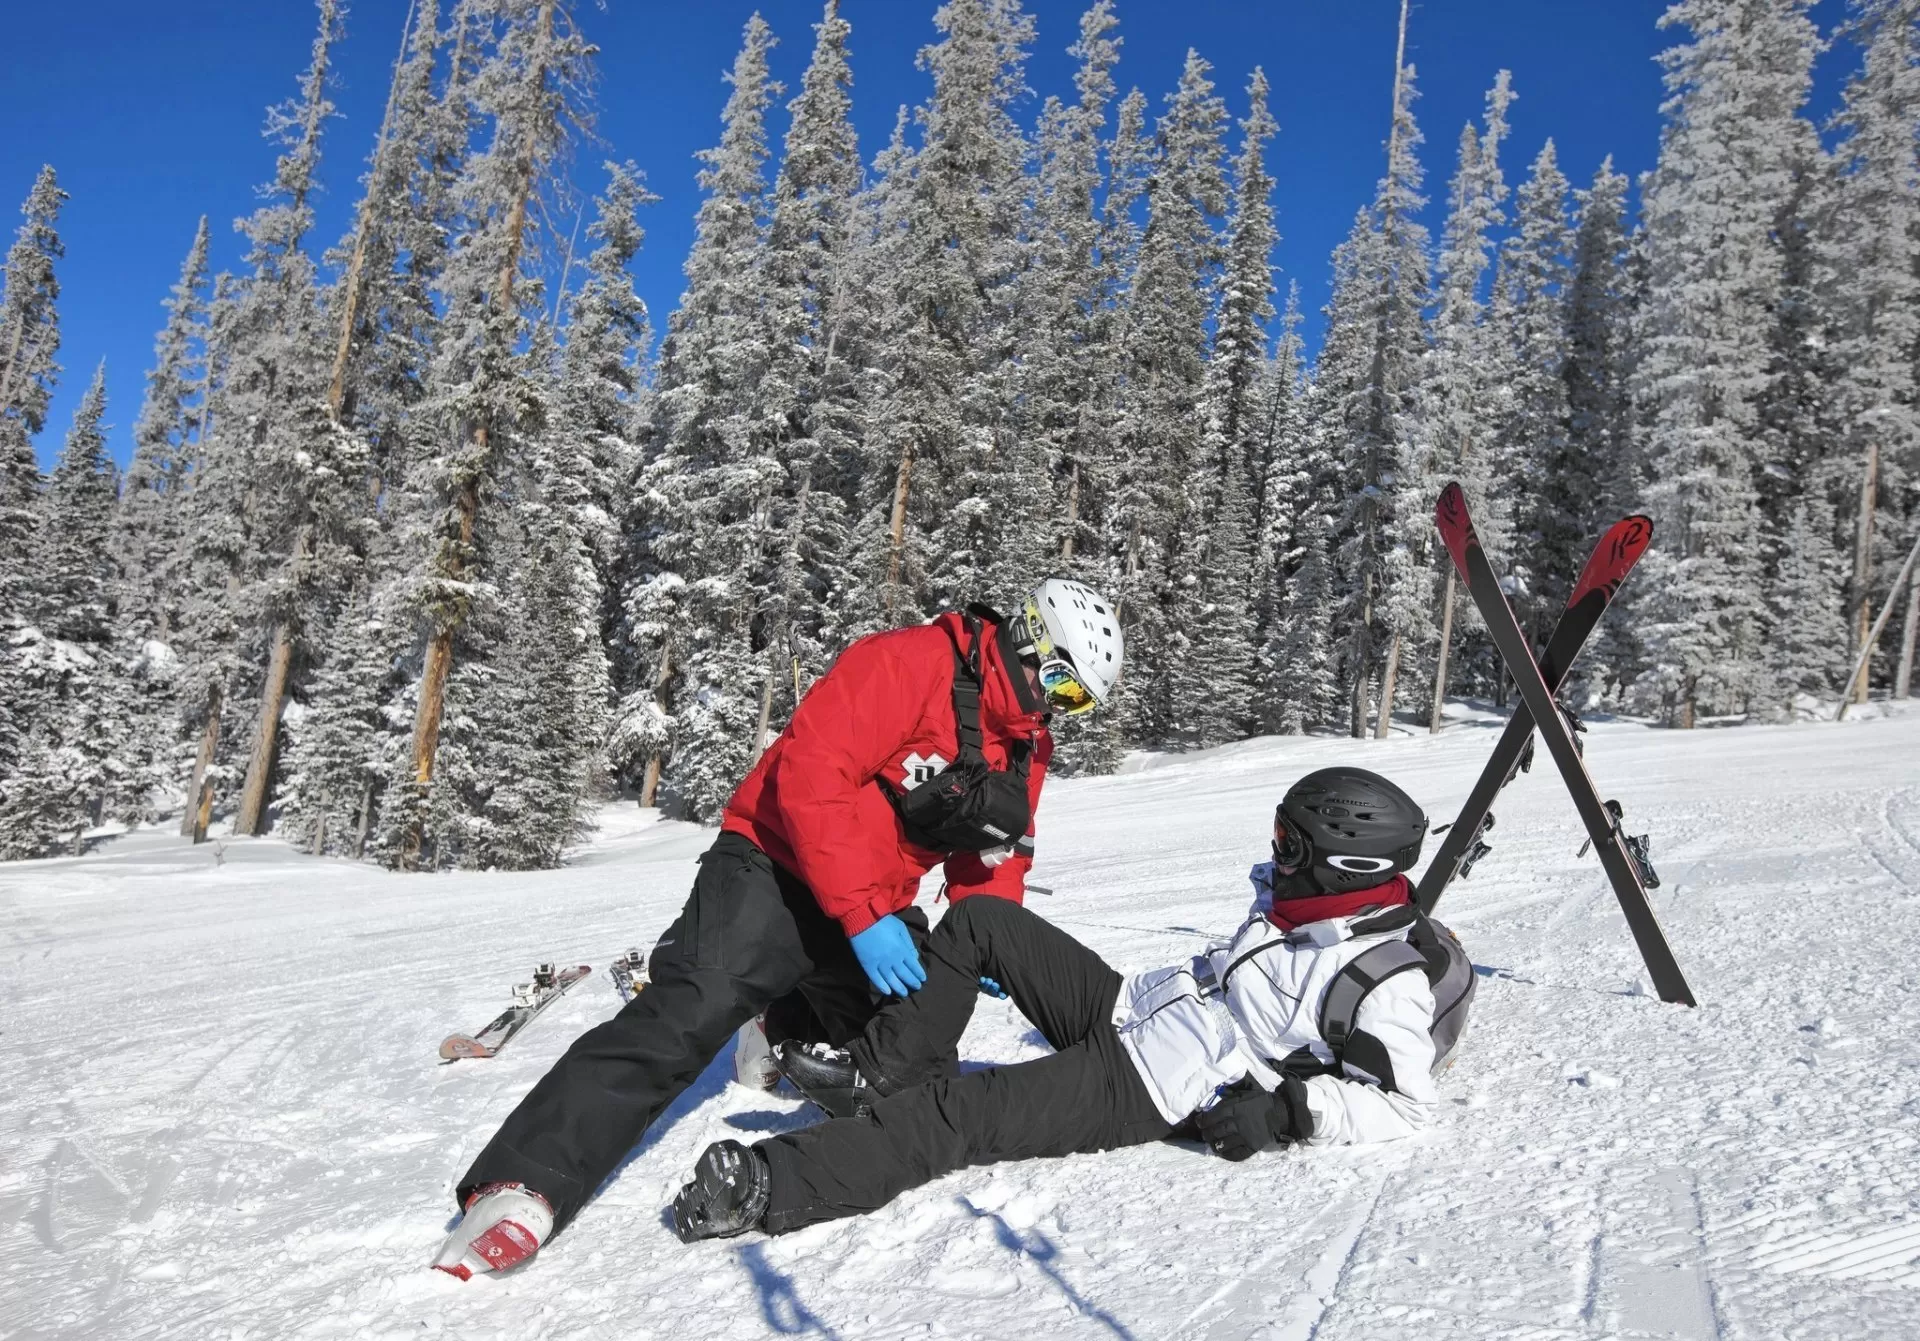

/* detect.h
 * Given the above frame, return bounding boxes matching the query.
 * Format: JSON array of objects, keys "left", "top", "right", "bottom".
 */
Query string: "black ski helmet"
[{"left": 1273, "top": 767, "right": 1428, "bottom": 894}]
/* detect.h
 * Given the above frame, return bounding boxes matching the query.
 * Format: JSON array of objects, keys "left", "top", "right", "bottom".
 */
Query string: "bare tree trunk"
[
  {"left": 1349, "top": 585, "right": 1373, "bottom": 739},
  {"left": 352, "top": 781, "right": 373, "bottom": 859},
  {"left": 638, "top": 640, "right": 674, "bottom": 808},
  {"left": 234, "top": 621, "right": 294, "bottom": 836},
  {"left": 1429, "top": 567, "right": 1457, "bottom": 733},
  {"left": 1060, "top": 460, "right": 1080, "bottom": 562},
  {"left": 750, "top": 664, "right": 776, "bottom": 768},
  {"left": 310, "top": 805, "right": 328, "bottom": 856},
  {"left": 1851, "top": 442, "right": 1879, "bottom": 704},
  {"left": 885, "top": 443, "right": 915, "bottom": 620},
  {"left": 182, "top": 686, "right": 223, "bottom": 842},
  {"left": 1896, "top": 574, "right": 1918, "bottom": 701},
  {"left": 1374, "top": 632, "right": 1402, "bottom": 739},
  {"left": 1838, "top": 531, "right": 1920, "bottom": 721}
]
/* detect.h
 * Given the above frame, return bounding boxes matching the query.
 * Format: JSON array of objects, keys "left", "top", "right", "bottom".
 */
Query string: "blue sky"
[{"left": 2, "top": 0, "right": 1854, "bottom": 470}]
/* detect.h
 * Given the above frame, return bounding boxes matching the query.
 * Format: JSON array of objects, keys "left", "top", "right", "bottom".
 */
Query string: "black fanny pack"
[{"left": 884, "top": 615, "right": 1033, "bottom": 853}]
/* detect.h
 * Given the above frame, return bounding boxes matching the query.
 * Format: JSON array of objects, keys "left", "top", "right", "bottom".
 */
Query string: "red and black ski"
[
  {"left": 1416, "top": 511, "right": 1654, "bottom": 913},
  {"left": 439, "top": 963, "right": 592, "bottom": 1061},
  {"left": 1433, "top": 482, "right": 1696, "bottom": 1007}
]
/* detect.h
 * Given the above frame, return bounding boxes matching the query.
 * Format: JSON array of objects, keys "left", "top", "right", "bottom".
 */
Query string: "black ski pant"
[
  {"left": 758, "top": 895, "right": 1172, "bottom": 1233},
  {"left": 456, "top": 832, "right": 928, "bottom": 1230}
]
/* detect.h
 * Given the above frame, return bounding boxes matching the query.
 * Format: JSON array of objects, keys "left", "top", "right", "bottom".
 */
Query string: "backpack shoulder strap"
[
  {"left": 1317, "top": 939, "right": 1429, "bottom": 1052},
  {"left": 942, "top": 615, "right": 987, "bottom": 767},
  {"left": 1414, "top": 913, "right": 1477, "bottom": 1072}
]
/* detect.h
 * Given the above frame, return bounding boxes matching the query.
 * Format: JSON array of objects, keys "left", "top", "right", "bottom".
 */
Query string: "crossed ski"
[
  {"left": 1431, "top": 482, "right": 1695, "bottom": 1007},
  {"left": 1417, "top": 510, "right": 1653, "bottom": 913}
]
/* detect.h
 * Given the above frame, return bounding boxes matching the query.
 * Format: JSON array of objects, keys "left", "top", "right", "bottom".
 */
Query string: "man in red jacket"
[{"left": 433, "top": 578, "right": 1125, "bottom": 1279}]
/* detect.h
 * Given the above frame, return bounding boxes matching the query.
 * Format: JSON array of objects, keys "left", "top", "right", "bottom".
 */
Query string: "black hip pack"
[{"left": 883, "top": 614, "right": 1033, "bottom": 854}]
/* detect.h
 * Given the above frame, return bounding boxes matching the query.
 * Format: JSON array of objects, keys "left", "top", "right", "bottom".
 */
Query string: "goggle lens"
[
  {"left": 1039, "top": 660, "right": 1097, "bottom": 715},
  {"left": 1272, "top": 816, "right": 1310, "bottom": 872}
]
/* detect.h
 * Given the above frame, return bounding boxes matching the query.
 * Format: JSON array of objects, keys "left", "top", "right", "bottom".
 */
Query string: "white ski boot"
[
  {"left": 431, "top": 1183, "right": 554, "bottom": 1280},
  {"left": 732, "top": 1014, "right": 781, "bottom": 1091}
]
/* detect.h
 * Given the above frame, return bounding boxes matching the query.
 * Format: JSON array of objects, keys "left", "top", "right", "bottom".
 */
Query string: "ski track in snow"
[{"left": 5, "top": 708, "right": 1920, "bottom": 1339}]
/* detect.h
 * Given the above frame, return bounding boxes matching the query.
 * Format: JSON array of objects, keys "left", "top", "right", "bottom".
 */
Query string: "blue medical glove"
[
  {"left": 978, "top": 976, "right": 1008, "bottom": 998},
  {"left": 850, "top": 915, "right": 926, "bottom": 996}
]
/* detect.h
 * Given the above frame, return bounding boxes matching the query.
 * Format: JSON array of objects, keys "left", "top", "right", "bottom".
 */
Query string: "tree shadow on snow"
[
  {"left": 960, "top": 1197, "right": 1137, "bottom": 1341},
  {"left": 733, "top": 1240, "right": 847, "bottom": 1339}
]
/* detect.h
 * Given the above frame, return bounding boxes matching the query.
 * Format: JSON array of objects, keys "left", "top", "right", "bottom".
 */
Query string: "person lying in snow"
[{"left": 670, "top": 767, "right": 1474, "bottom": 1241}]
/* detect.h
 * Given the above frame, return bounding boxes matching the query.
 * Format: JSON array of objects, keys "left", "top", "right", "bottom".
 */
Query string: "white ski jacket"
[{"left": 1111, "top": 863, "right": 1439, "bottom": 1145}]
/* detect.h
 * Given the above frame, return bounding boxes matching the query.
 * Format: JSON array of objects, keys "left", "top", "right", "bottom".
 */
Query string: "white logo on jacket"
[{"left": 900, "top": 752, "right": 948, "bottom": 790}]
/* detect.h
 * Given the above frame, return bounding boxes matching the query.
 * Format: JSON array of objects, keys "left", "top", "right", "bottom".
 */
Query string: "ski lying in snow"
[
  {"left": 1416, "top": 510, "right": 1654, "bottom": 914},
  {"left": 1435, "top": 482, "right": 1696, "bottom": 1007},
  {"left": 439, "top": 963, "right": 591, "bottom": 1061},
  {"left": 608, "top": 947, "right": 649, "bottom": 1003}
]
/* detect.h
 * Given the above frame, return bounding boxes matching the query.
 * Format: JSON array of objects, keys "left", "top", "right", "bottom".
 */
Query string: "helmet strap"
[{"left": 990, "top": 614, "right": 1047, "bottom": 717}]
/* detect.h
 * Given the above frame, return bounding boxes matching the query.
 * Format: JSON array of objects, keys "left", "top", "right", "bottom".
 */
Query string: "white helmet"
[{"left": 1018, "top": 577, "right": 1125, "bottom": 711}]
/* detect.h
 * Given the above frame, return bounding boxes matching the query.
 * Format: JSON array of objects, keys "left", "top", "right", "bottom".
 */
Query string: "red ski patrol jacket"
[{"left": 722, "top": 610, "right": 1054, "bottom": 938}]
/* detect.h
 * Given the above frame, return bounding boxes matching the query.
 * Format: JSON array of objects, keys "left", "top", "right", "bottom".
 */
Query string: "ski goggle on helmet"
[{"left": 1016, "top": 578, "right": 1125, "bottom": 716}]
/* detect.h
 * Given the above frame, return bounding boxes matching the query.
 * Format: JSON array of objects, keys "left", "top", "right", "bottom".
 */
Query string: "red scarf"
[{"left": 1265, "top": 874, "right": 1412, "bottom": 932}]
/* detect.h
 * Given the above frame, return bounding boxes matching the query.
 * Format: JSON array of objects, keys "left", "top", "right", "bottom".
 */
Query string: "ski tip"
[
  {"left": 439, "top": 1035, "right": 495, "bottom": 1061},
  {"left": 1568, "top": 514, "right": 1656, "bottom": 607},
  {"left": 1433, "top": 482, "right": 1474, "bottom": 574}
]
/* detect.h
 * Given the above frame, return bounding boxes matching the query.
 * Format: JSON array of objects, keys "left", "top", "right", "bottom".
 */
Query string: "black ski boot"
[
  {"left": 772, "top": 1041, "right": 883, "bottom": 1119},
  {"left": 672, "top": 1141, "right": 771, "bottom": 1243}
]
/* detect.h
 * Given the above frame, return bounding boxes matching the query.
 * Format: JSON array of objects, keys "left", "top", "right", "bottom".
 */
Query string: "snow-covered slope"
[{"left": 5, "top": 709, "right": 1920, "bottom": 1340}]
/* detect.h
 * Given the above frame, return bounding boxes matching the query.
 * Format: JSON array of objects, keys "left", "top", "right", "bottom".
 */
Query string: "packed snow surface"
[{"left": 6, "top": 707, "right": 1920, "bottom": 1340}]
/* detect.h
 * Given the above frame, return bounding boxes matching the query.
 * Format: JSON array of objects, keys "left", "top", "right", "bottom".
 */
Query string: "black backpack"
[
  {"left": 1317, "top": 910, "right": 1476, "bottom": 1078},
  {"left": 882, "top": 611, "right": 1034, "bottom": 854}
]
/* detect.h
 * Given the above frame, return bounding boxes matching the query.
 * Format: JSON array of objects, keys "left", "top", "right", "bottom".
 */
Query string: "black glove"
[{"left": 1196, "top": 1077, "right": 1314, "bottom": 1162}]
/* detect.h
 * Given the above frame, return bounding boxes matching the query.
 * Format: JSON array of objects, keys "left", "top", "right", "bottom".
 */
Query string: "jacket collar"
[
  {"left": 934, "top": 609, "right": 1048, "bottom": 740},
  {"left": 1250, "top": 865, "right": 1414, "bottom": 936}
]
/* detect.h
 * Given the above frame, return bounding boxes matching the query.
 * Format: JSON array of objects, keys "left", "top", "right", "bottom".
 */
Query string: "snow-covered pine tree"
[
  {"left": 1563, "top": 158, "right": 1636, "bottom": 532},
  {"left": 170, "top": 272, "right": 252, "bottom": 840},
  {"left": 633, "top": 14, "right": 779, "bottom": 822},
  {"left": 1184, "top": 67, "right": 1278, "bottom": 747},
  {"left": 230, "top": 0, "right": 378, "bottom": 840},
  {"left": 1107, "top": 48, "right": 1229, "bottom": 748},
  {"left": 1763, "top": 500, "right": 1851, "bottom": 712},
  {"left": 1317, "top": 51, "right": 1432, "bottom": 738},
  {"left": 1257, "top": 285, "right": 1341, "bottom": 733},
  {"left": 277, "top": 581, "right": 400, "bottom": 856},
  {"left": 115, "top": 218, "right": 209, "bottom": 649},
  {"left": 1421, "top": 74, "right": 1513, "bottom": 728},
  {"left": 1630, "top": 0, "right": 1821, "bottom": 725},
  {"left": 754, "top": 0, "right": 863, "bottom": 750},
  {"left": 1496, "top": 139, "right": 1575, "bottom": 631},
  {"left": 107, "top": 219, "right": 210, "bottom": 820},
  {"left": 0, "top": 367, "right": 126, "bottom": 857},
  {"left": 1822, "top": 0, "right": 1920, "bottom": 702},
  {"left": 1562, "top": 157, "right": 1643, "bottom": 700},
  {"left": 0, "top": 166, "right": 66, "bottom": 581},
  {"left": 386, "top": 0, "right": 595, "bottom": 865},
  {"left": 557, "top": 159, "right": 652, "bottom": 693},
  {"left": 903, "top": 0, "right": 1042, "bottom": 616},
  {"left": 0, "top": 165, "right": 67, "bottom": 777},
  {"left": 1018, "top": 1, "right": 1126, "bottom": 772}
]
